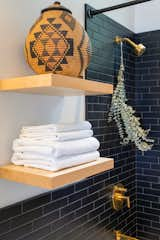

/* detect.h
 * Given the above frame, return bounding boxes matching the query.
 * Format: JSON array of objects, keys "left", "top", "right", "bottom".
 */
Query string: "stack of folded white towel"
[{"left": 11, "top": 121, "right": 100, "bottom": 171}]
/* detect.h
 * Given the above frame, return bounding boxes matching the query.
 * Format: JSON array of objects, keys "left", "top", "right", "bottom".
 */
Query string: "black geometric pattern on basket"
[
  {"left": 30, "top": 17, "right": 74, "bottom": 72},
  {"left": 60, "top": 11, "right": 76, "bottom": 31}
]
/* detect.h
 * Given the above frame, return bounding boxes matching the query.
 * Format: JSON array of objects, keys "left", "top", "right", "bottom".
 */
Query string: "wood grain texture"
[
  {"left": 0, "top": 158, "right": 114, "bottom": 189},
  {"left": 0, "top": 73, "right": 113, "bottom": 96}
]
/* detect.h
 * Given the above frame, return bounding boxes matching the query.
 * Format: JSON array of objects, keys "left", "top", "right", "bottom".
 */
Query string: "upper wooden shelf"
[
  {"left": 0, "top": 157, "right": 114, "bottom": 189},
  {"left": 0, "top": 73, "right": 113, "bottom": 96}
]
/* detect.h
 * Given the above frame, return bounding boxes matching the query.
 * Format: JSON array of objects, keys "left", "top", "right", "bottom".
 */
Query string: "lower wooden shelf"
[{"left": 0, "top": 157, "right": 114, "bottom": 189}]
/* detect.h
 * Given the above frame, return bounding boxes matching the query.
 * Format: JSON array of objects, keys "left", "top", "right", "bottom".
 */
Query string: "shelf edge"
[{"left": 0, "top": 158, "right": 114, "bottom": 189}]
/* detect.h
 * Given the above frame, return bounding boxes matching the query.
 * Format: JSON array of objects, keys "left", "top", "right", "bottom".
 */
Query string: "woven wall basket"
[{"left": 25, "top": 1, "right": 92, "bottom": 77}]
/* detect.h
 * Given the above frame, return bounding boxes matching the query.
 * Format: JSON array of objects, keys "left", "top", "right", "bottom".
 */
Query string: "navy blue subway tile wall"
[
  {"left": 85, "top": 4, "right": 136, "bottom": 238},
  {"left": 135, "top": 30, "right": 160, "bottom": 240},
  {"left": 0, "top": 7, "right": 137, "bottom": 240}
]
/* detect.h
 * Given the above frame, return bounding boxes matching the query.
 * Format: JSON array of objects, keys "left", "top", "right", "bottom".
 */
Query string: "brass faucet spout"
[{"left": 115, "top": 231, "right": 139, "bottom": 240}]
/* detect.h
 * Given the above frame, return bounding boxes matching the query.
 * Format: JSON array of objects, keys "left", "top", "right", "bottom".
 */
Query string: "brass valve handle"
[
  {"left": 125, "top": 196, "right": 130, "bottom": 208},
  {"left": 112, "top": 184, "right": 130, "bottom": 210},
  {"left": 115, "top": 185, "right": 127, "bottom": 193},
  {"left": 115, "top": 194, "right": 130, "bottom": 208}
]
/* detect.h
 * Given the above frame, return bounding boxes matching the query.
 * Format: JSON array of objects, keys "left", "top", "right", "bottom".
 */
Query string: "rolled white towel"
[
  {"left": 11, "top": 151, "right": 100, "bottom": 171},
  {"left": 21, "top": 121, "right": 92, "bottom": 134},
  {"left": 13, "top": 137, "right": 100, "bottom": 158},
  {"left": 20, "top": 130, "right": 93, "bottom": 142}
]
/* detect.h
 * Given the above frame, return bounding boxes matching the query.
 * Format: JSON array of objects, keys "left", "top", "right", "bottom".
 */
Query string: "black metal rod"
[{"left": 88, "top": 0, "right": 152, "bottom": 17}]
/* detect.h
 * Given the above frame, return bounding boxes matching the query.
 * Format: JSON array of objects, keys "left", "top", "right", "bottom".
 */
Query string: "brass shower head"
[{"left": 115, "top": 36, "right": 146, "bottom": 56}]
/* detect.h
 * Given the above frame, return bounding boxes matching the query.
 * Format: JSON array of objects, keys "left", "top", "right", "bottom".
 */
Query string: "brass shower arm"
[
  {"left": 115, "top": 36, "right": 137, "bottom": 49},
  {"left": 114, "top": 36, "right": 146, "bottom": 56}
]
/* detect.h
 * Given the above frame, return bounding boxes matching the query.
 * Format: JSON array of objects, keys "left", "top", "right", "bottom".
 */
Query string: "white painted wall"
[
  {"left": 61, "top": 0, "right": 160, "bottom": 34},
  {"left": 92, "top": 0, "right": 135, "bottom": 31},
  {"left": 60, "top": 0, "right": 135, "bottom": 31},
  {"left": 134, "top": 0, "right": 160, "bottom": 33},
  {"left": 0, "top": 0, "right": 85, "bottom": 208},
  {"left": 0, "top": 0, "right": 135, "bottom": 208}
]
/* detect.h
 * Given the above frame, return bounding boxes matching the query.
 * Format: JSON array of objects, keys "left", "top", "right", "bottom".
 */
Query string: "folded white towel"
[
  {"left": 12, "top": 152, "right": 60, "bottom": 162},
  {"left": 21, "top": 121, "right": 92, "bottom": 134},
  {"left": 20, "top": 130, "right": 93, "bottom": 142},
  {"left": 13, "top": 137, "right": 100, "bottom": 158},
  {"left": 11, "top": 151, "right": 100, "bottom": 171}
]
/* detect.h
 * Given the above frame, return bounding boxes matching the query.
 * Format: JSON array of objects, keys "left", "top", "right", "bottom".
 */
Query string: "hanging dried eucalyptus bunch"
[{"left": 108, "top": 42, "right": 154, "bottom": 151}]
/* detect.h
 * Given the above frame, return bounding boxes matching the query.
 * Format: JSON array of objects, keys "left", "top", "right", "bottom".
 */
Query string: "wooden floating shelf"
[
  {"left": 0, "top": 157, "right": 114, "bottom": 189},
  {"left": 0, "top": 73, "right": 113, "bottom": 96}
]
